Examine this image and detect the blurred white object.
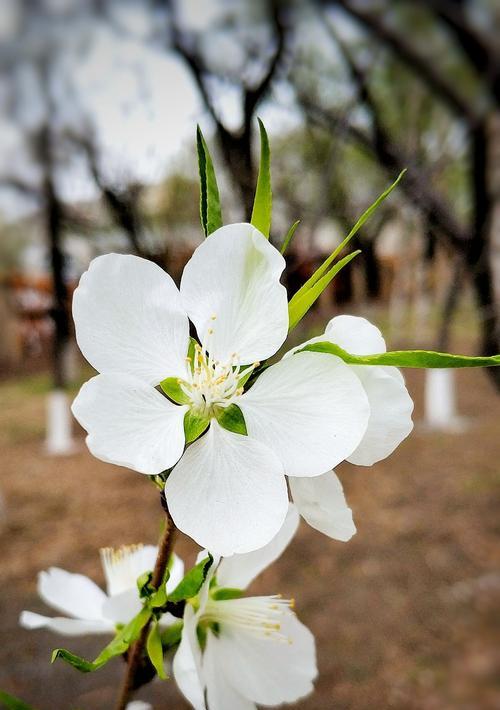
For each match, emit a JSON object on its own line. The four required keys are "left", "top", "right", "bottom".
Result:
{"left": 45, "top": 389, "right": 76, "bottom": 455}
{"left": 126, "top": 703, "right": 152, "bottom": 710}
{"left": 424, "top": 369, "right": 465, "bottom": 432}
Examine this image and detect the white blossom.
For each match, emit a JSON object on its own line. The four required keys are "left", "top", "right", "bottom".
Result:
{"left": 173, "top": 505, "right": 317, "bottom": 709}
{"left": 19, "top": 545, "right": 183, "bottom": 636}
{"left": 71, "top": 224, "right": 371, "bottom": 555}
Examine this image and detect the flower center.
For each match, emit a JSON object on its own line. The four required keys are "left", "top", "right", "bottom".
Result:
{"left": 179, "top": 320, "right": 258, "bottom": 418}
{"left": 200, "top": 595, "right": 294, "bottom": 641}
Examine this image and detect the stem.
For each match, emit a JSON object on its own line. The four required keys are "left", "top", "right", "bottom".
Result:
{"left": 115, "top": 497, "right": 177, "bottom": 710}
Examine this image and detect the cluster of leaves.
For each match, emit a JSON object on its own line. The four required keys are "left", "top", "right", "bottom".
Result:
{"left": 51, "top": 555, "right": 213, "bottom": 679}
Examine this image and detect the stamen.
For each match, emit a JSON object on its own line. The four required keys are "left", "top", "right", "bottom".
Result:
{"left": 201, "top": 595, "right": 293, "bottom": 642}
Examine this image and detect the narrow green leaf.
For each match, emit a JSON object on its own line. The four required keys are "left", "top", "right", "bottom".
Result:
{"left": 168, "top": 555, "right": 213, "bottom": 604}
{"left": 293, "top": 170, "right": 405, "bottom": 304}
{"left": 184, "top": 410, "right": 210, "bottom": 443}
{"left": 250, "top": 118, "right": 272, "bottom": 237}
{"left": 299, "top": 341, "right": 500, "bottom": 368}
{"left": 215, "top": 404, "right": 247, "bottom": 435}
{"left": 196, "top": 126, "right": 223, "bottom": 236}
{"left": 146, "top": 621, "right": 167, "bottom": 680}
{"left": 211, "top": 587, "right": 244, "bottom": 601}
{"left": 159, "top": 377, "right": 190, "bottom": 404}
{"left": 288, "top": 250, "right": 361, "bottom": 330}
{"left": 160, "top": 620, "right": 184, "bottom": 649}
{"left": 52, "top": 607, "right": 151, "bottom": 673}
{"left": 0, "top": 690, "right": 37, "bottom": 710}
{"left": 280, "top": 220, "right": 300, "bottom": 255}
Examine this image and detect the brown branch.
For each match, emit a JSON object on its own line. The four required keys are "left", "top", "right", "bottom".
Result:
{"left": 322, "top": 0, "right": 482, "bottom": 124}
{"left": 115, "top": 503, "right": 177, "bottom": 710}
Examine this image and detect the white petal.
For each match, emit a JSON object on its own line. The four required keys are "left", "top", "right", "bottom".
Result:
{"left": 72, "top": 373, "right": 187, "bottom": 475}
{"left": 73, "top": 253, "right": 189, "bottom": 384}
{"left": 238, "top": 352, "right": 370, "bottom": 477}
{"left": 19, "top": 611, "right": 112, "bottom": 636}
{"left": 217, "top": 611, "right": 317, "bottom": 706}
{"left": 325, "top": 315, "right": 386, "bottom": 354}
{"left": 101, "top": 589, "right": 141, "bottom": 625}
{"left": 204, "top": 632, "right": 256, "bottom": 710}
{"left": 167, "top": 553, "right": 185, "bottom": 591}
{"left": 38, "top": 567, "right": 107, "bottom": 621}
{"left": 173, "top": 604, "right": 206, "bottom": 710}
{"left": 166, "top": 421, "right": 288, "bottom": 556}
{"left": 347, "top": 366, "right": 414, "bottom": 466}
{"left": 180, "top": 223, "right": 288, "bottom": 364}
{"left": 217, "top": 504, "right": 299, "bottom": 590}
{"left": 289, "top": 472, "right": 356, "bottom": 542}
{"left": 101, "top": 545, "right": 159, "bottom": 597}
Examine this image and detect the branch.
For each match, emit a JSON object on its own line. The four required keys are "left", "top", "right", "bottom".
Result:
{"left": 322, "top": 0, "right": 482, "bottom": 124}
{"left": 243, "top": 0, "right": 287, "bottom": 124}
{"left": 301, "top": 99, "right": 471, "bottom": 251}
{"left": 115, "top": 502, "right": 177, "bottom": 710}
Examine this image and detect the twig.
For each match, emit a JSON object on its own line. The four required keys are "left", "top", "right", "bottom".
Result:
{"left": 115, "top": 497, "right": 177, "bottom": 710}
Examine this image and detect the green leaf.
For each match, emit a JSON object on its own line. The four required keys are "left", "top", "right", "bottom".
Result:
{"left": 168, "top": 555, "right": 213, "bottom": 604}
{"left": 184, "top": 410, "right": 210, "bottom": 443}
{"left": 211, "top": 587, "right": 244, "bottom": 601}
{"left": 52, "top": 607, "right": 151, "bottom": 673}
{"left": 250, "top": 118, "right": 272, "bottom": 237}
{"left": 159, "top": 377, "right": 190, "bottom": 404}
{"left": 197, "top": 126, "right": 223, "bottom": 236}
{"left": 280, "top": 220, "right": 300, "bottom": 255}
{"left": 293, "top": 170, "right": 405, "bottom": 305}
{"left": 288, "top": 250, "right": 361, "bottom": 330}
{"left": 146, "top": 621, "right": 167, "bottom": 680}
{"left": 299, "top": 341, "right": 500, "bottom": 368}
{"left": 160, "top": 620, "right": 184, "bottom": 649}
{"left": 0, "top": 690, "right": 37, "bottom": 710}
{"left": 215, "top": 404, "right": 247, "bottom": 435}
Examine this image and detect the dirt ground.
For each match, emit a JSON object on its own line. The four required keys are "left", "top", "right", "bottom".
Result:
{"left": 0, "top": 363, "right": 499, "bottom": 710}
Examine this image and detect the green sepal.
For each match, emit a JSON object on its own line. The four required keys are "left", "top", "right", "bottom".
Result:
{"left": 160, "top": 620, "right": 184, "bottom": 649}
{"left": 168, "top": 555, "right": 213, "bottom": 604}
{"left": 146, "top": 620, "right": 167, "bottom": 680}
{"left": 197, "top": 126, "right": 223, "bottom": 236}
{"left": 250, "top": 118, "right": 272, "bottom": 237}
{"left": 280, "top": 220, "right": 300, "bottom": 255}
{"left": 291, "top": 170, "right": 405, "bottom": 307}
{"left": 184, "top": 410, "right": 210, "bottom": 443}
{"left": 215, "top": 404, "right": 247, "bottom": 435}
{"left": 51, "top": 607, "right": 152, "bottom": 673}
{"left": 211, "top": 587, "right": 244, "bottom": 601}
{"left": 288, "top": 250, "right": 361, "bottom": 330}
{"left": 187, "top": 337, "right": 198, "bottom": 372}
{"left": 0, "top": 690, "right": 37, "bottom": 710}
{"left": 159, "top": 377, "right": 190, "bottom": 404}
{"left": 137, "top": 570, "right": 154, "bottom": 598}
{"left": 299, "top": 341, "right": 500, "bottom": 368}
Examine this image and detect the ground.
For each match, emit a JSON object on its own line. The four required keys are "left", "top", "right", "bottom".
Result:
{"left": 0, "top": 362, "right": 499, "bottom": 709}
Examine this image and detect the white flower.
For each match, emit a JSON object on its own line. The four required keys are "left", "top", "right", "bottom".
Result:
{"left": 173, "top": 505, "right": 317, "bottom": 710}
{"left": 71, "top": 223, "right": 370, "bottom": 555}
{"left": 289, "top": 316, "right": 414, "bottom": 541}
{"left": 19, "top": 545, "right": 184, "bottom": 636}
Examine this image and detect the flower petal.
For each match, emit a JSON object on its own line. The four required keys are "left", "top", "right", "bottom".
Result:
{"left": 73, "top": 253, "right": 189, "bottom": 384}
{"left": 217, "top": 611, "right": 317, "bottom": 706}
{"left": 173, "top": 604, "right": 206, "bottom": 710}
{"left": 238, "top": 352, "right": 370, "bottom": 477}
{"left": 180, "top": 223, "right": 288, "bottom": 364}
{"left": 72, "top": 373, "right": 187, "bottom": 475}
{"left": 204, "top": 632, "right": 256, "bottom": 710}
{"left": 217, "top": 504, "right": 299, "bottom": 590}
{"left": 325, "top": 315, "right": 386, "bottom": 354}
{"left": 38, "top": 567, "right": 107, "bottom": 621}
{"left": 101, "top": 589, "right": 141, "bottom": 625}
{"left": 101, "top": 545, "right": 159, "bottom": 597}
{"left": 166, "top": 421, "right": 288, "bottom": 556}
{"left": 19, "top": 611, "right": 112, "bottom": 636}
{"left": 289, "top": 472, "right": 356, "bottom": 541}
{"left": 347, "top": 366, "right": 414, "bottom": 466}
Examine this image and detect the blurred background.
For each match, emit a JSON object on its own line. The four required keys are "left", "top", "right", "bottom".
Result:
{"left": 0, "top": 0, "right": 499, "bottom": 708}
